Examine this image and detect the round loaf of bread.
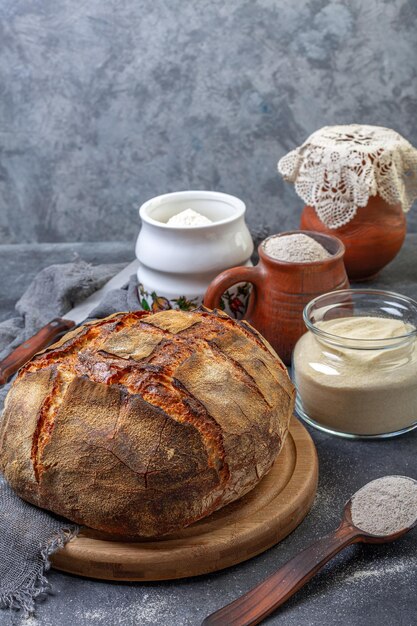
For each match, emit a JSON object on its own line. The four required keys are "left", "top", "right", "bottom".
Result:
{"left": 0, "top": 308, "right": 295, "bottom": 537}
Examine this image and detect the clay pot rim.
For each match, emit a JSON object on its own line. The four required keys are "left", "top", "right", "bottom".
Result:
{"left": 259, "top": 230, "right": 346, "bottom": 266}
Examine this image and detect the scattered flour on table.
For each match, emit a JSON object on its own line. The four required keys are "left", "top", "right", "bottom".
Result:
{"left": 350, "top": 475, "right": 417, "bottom": 535}
{"left": 263, "top": 233, "right": 331, "bottom": 262}
{"left": 334, "top": 553, "right": 417, "bottom": 591}
{"left": 167, "top": 208, "right": 212, "bottom": 227}
{"left": 71, "top": 593, "right": 172, "bottom": 625}
{"left": 347, "top": 558, "right": 416, "bottom": 582}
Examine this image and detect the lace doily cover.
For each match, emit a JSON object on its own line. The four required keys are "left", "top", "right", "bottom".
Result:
{"left": 278, "top": 125, "right": 417, "bottom": 229}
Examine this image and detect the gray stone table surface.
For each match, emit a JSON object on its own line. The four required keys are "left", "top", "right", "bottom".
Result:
{"left": 0, "top": 239, "right": 416, "bottom": 626}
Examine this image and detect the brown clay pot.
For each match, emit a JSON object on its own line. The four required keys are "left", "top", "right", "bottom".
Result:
{"left": 204, "top": 230, "right": 349, "bottom": 365}
{"left": 300, "top": 195, "right": 406, "bottom": 281}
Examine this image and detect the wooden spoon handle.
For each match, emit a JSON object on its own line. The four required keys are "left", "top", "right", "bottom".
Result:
{"left": 202, "top": 524, "right": 359, "bottom": 626}
{"left": 0, "top": 318, "right": 75, "bottom": 385}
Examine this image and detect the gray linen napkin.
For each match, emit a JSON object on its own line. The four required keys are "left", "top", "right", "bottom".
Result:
{"left": 0, "top": 259, "right": 141, "bottom": 615}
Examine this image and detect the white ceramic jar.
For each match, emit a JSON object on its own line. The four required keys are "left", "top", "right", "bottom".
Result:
{"left": 136, "top": 190, "right": 254, "bottom": 316}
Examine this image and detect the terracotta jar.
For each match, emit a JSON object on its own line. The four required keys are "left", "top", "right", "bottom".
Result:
{"left": 278, "top": 126, "right": 417, "bottom": 282}
{"left": 300, "top": 195, "right": 406, "bottom": 281}
{"left": 204, "top": 231, "right": 349, "bottom": 365}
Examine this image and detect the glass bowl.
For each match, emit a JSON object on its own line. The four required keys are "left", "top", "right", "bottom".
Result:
{"left": 292, "top": 289, "right": 417, "bottom": 439}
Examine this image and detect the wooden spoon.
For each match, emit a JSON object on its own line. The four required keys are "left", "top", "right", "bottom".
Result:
{"left": 202, "top": 476, "right": 417, "bottom": 626}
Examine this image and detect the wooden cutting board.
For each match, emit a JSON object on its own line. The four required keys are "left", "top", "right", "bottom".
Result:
{"left": 51, "top": 416, "right": 318, "bottom": 581}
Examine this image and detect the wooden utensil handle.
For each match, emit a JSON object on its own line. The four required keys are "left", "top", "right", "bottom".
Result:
{"left": 0, "top": 318, "right": 75, "bottom": 385}
{"left": 202, "top": 524, "right": 359, "bottom": 626}
{"left": 204, "top": 265, "right": 261, "bottom": 311}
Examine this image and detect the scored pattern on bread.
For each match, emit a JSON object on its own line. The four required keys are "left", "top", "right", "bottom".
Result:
{"left": 0, "top": 308, "right": 295, "bottom": 537}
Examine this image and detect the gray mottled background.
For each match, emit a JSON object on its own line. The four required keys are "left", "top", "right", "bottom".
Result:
{"left": 0, "top": 0, "right": 416, "bottom": 244}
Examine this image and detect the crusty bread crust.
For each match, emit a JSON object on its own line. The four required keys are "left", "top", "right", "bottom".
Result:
{"left": 0, "top": 308, "right": 295, "bottom": 537}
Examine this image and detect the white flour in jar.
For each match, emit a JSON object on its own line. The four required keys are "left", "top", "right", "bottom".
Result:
{"left": 263, "top": 233, "right": 331, "bottom": 263}
{"left": 167, "top": 208, "right": 212, "bottom": 227}
{"left": 293, "top": 316, "right": 417, "bottom": 435}
{"left": 351, "top": 476, "right": 417, "bottom": 535}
